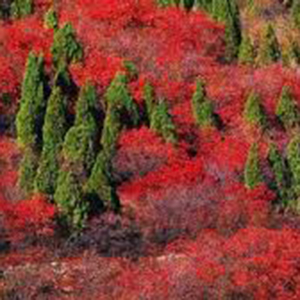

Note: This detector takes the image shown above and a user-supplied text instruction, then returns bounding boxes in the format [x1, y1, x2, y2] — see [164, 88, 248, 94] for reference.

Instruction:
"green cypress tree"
[74, 82, 98, 127]
[150, 100, 178, 145]
[276, 86, 299, 130]
[104, 72, 140, 126]
[243, 90, 266, 128]
[268, 143, 289, 204]
[256, 24, 281, 66]
[18, 148, 39, 195]
[191, 79, 215, 128]
[238, 34, 255, 65]
[292, 0, 300, 29]
[143, 81, 156, 124]
[212, 0, 228, 22]
[16, 52, 46, 149]
[100, 106, 122, 155]
[224, 0, 242, 62]
[34, 86, 68, 194]
[244, 143, 263, 189]
[282, 40, 300, 68]
[11, 0, 33, 18]
[62, 124, 97, 175]
[287, 135, 300, 197]
[54, 170, 89, 229]
[86, 151, 120, 211]
[51, 22, 83, 67]
[44, 7, 58, 30]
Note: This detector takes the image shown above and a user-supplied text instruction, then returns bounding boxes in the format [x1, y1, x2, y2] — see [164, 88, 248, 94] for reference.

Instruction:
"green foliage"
[238, 34, 255, 65]
[11, 0, 33, 18]
[62, 124, 97, 174]
[268, 143, 290, 204]
[292, 0, 300, 29]
[34, 86, 68, 194]
[244, 143, 263, 189]
[143, 81, 156, 124]
[256, 24, 281, 66]
[123, 60, 138, 81]
[74, 82, 98, 127]
[287, 135, 300, 197]
[243, 91, 266, 128]
[101, 107, 122, 155]
[54, 170, 89, 229]
[18, 148, 38, 195]
[276, 86, 299, 130]
[86, 151, 120, 211]
[51, 22, 83, 67]
[224, 0, 242, 62]
[16, 52, 46, 149]
[150, 100, 178, 145]
[192, 79, 215, 128]
[105, 72, 140, 126]
[282, 40, 300, 67]
[194, 0, 212, 11]
[44, 7, 58, 30]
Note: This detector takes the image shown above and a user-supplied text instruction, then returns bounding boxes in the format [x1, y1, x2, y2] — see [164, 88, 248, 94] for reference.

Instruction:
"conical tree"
[292, 0, 300, 29]
[54, 170, 89, 229]
[150, 100, 178, 145]
[44, 7, 58, 30]
[104, 72, 140, 126]
[74, 82, 98, 127]
[287, 135, 300, 197]
[192, 79, 215, 128]
[244, 143, 263, 189]
[212, 0, 228, 22]
[243, 90, 266, 128]
[18, 148, 39, 195]
[256, 24, 281, 66]
[16, 52, 46, 149]
[11, 0, 33, 18]
[268, 143, 289, 203]
[238, 34, 255, 65]
[51, 22, 83, 67]
[86, 151, 120, 212]
[143, 81, 156, 124]
[276, 86, 299, 130]
[100, 106, 122, 155]
[34, 86, 68, 194]
[282, 40, 300, 68]
[224, 0, 242, 62]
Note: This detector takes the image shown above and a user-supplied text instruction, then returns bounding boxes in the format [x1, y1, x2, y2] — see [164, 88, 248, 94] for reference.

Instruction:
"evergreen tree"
[62, 124, 97, 175]
[256, 24, 281, 66]
[16, 52, 46, 149]
[44, 7, 58, 30]
[18, 148, 39, 195]
[287, 135, 300, 197]
[123, 60, 138, 81]
[276, 86, 299, 130]
[292, 0, 300, 29]
[11, 0, 33, 18]
[282, 40, 300, 68]
[150, 100, 178, 145]
[191, 79, 215, 128]
[244, 143, 263, 189]
[54, 170, 89, 229]
[51, 22, 83, 67]
[224, 0, 242, 62]
[268, 143, 290, 204]
[243, 90, 266, 128]
[238, 34, 255, 65]
[194, 0, 212, 12]
[100, 106, 122, 155]
[34, 86, 68, 194]
[74, 82, 98, 127]
[86, 151, 120, 211]
[143, 81, 156, 124]
[212, 0, 228, 22]
[104, 72, 140, 126]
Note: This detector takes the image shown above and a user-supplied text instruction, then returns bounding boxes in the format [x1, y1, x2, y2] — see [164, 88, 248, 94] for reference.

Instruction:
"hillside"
[2, 0, 300, 299]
